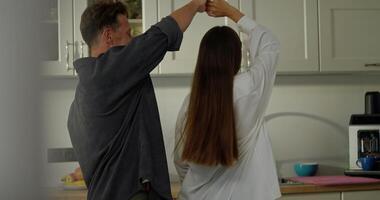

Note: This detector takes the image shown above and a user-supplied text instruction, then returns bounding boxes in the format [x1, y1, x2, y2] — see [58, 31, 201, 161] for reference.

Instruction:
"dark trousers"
[130, 182, 151, 200]
[130, 192, 148, 200]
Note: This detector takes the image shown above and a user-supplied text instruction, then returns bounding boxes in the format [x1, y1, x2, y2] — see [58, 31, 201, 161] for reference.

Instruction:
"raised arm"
[171, 0, 207, 32]
[207, 0, 280, 72]
[238, 18, 280, 76]
[207, 0, 280, 118]
[206, 0, 244, 22]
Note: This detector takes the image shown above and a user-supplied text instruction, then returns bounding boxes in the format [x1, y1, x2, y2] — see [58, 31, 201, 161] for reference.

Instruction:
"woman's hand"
[206, 0, 231, 17]
[206, 0, 244, 22]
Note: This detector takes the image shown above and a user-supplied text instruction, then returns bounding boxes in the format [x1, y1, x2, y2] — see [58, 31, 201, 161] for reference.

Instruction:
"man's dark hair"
[80, 1, 128, 47]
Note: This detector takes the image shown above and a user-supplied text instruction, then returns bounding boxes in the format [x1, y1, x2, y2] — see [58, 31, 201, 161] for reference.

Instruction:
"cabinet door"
[142, 0, 159, 74]
[279, 193, 340, 200]
[84, 0, 157, 75]
[73, 0, 89, 64]
[157, 0, 239, 74]
[41, 0, 75, 76]
[342, 190, 380, 200]
[319, 0, 380, 72]
[254, 0, 319, 73]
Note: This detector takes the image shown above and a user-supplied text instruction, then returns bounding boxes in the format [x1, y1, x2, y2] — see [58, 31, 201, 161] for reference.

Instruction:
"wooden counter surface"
[280, 182, 380, 194]
[48, 182, 380, 199]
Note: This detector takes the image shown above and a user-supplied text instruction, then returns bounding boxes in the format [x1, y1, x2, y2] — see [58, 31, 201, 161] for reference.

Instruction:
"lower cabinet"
[341, 190, 380, 200]
[50, 190, 380, 200]
[279, 192, 340, 200]
[280, 190, 380, 200]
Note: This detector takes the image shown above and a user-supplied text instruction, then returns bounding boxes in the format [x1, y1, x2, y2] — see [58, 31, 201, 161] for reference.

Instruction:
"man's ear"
[101, 26, 113, 47]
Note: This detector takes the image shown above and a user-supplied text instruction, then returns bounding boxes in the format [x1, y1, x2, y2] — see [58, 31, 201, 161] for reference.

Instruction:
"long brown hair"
[180, 26, 242, 166]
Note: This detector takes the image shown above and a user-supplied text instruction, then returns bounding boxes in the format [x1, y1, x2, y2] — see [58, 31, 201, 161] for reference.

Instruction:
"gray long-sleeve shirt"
[68, 16, 183, 200]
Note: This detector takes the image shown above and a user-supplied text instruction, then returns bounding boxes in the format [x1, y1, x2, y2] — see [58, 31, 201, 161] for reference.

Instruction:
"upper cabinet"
[319, 0, 380, 72]
[153, 0, 380, 74]
[42, 0, 380, 76]
[148, 0, 321, 74]
[42, 0, 153, 76]
[152, 0, 240, 74]
[41, 0, 88, 76]
[255, 0, 319, 73]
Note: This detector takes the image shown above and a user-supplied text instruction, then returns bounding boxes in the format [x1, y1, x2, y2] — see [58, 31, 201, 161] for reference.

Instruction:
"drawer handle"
[365, 63, 380, 67]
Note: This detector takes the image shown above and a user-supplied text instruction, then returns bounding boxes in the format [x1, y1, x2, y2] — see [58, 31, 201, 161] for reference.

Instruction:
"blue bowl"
[294, 162, 318, 176]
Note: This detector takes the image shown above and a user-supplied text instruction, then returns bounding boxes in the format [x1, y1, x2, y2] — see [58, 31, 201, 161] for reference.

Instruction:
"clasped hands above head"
[193, 0, 233, 18]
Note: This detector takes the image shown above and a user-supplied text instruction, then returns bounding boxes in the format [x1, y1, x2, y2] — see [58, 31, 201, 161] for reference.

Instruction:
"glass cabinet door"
[88, 0, 158, 74]
[41, 0, 146, 76]
[41, 0, 75, 76]
[123, 0, 143, 37]
[88, 0, 143, 37]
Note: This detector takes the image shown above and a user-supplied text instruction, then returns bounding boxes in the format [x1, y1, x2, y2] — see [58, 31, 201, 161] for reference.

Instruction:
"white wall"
[0, 0, 45, 199]
[42, 74, 380, 186]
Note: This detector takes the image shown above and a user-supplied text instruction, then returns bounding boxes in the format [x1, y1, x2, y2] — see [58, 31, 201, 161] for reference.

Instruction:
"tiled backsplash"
[42, 74, 380, 186]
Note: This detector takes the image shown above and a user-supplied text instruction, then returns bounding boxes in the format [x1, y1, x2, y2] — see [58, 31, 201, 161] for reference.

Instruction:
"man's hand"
[206, 0, 244, 22]
[170, 0, 207, 32]
[192, 0, 207, 12]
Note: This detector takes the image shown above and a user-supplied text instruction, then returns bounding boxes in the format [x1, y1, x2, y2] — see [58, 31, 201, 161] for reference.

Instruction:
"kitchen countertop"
[279, 182, 380, 194]
[48, 181, 380, 199]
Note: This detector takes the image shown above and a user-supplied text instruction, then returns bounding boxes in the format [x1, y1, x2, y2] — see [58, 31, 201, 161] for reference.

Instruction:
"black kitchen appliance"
[345, 92, 380, 178]
[365, 91, 380, 115]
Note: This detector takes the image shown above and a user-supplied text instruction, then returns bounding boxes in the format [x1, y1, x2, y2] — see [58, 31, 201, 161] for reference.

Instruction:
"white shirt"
[174, 16, 281, 200]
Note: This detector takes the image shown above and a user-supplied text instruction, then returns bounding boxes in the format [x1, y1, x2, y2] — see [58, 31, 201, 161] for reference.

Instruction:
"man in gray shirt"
[67, 1, 206, 199]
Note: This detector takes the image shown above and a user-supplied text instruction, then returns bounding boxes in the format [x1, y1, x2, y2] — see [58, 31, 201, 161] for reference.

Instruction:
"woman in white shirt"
[174, 0, 281, 199]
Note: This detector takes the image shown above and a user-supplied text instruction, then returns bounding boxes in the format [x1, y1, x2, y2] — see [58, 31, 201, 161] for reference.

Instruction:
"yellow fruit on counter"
[63, 180, 87, 190]
[61, 174, 74, 183]
[60, 167, 85, 190]
[63, 180, 85, 187]
[61, 167, 84, 183]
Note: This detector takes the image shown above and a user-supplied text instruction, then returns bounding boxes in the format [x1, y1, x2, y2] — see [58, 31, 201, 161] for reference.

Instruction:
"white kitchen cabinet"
[41, 0, 75, 76]
[42, 0, 155, 76]
[45, 0, 380, 76]
[73, 0, 89, 76]
[41, 0, 88, 76]
[151, 0, 319, 74]
[341, 190, 380, 200]
[142, 0, 159, 74]
[153, 0, 240, 74]
[153, 0, 380, 75]
[254, 0, 320, 73]
[84, 0, 156, 74]
[319, 0, 380, 72]
[279, 192, 341, 200]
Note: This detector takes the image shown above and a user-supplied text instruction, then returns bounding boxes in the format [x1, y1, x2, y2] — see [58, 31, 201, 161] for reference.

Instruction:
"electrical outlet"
[47, 148, 77, 163]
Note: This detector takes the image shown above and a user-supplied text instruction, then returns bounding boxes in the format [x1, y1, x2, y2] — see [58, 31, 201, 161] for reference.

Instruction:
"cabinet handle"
[80, 41, 85, 58]
[365, 63, 380, 67]
[65, 40, 74, 71]
[247, 50, 251, 67]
